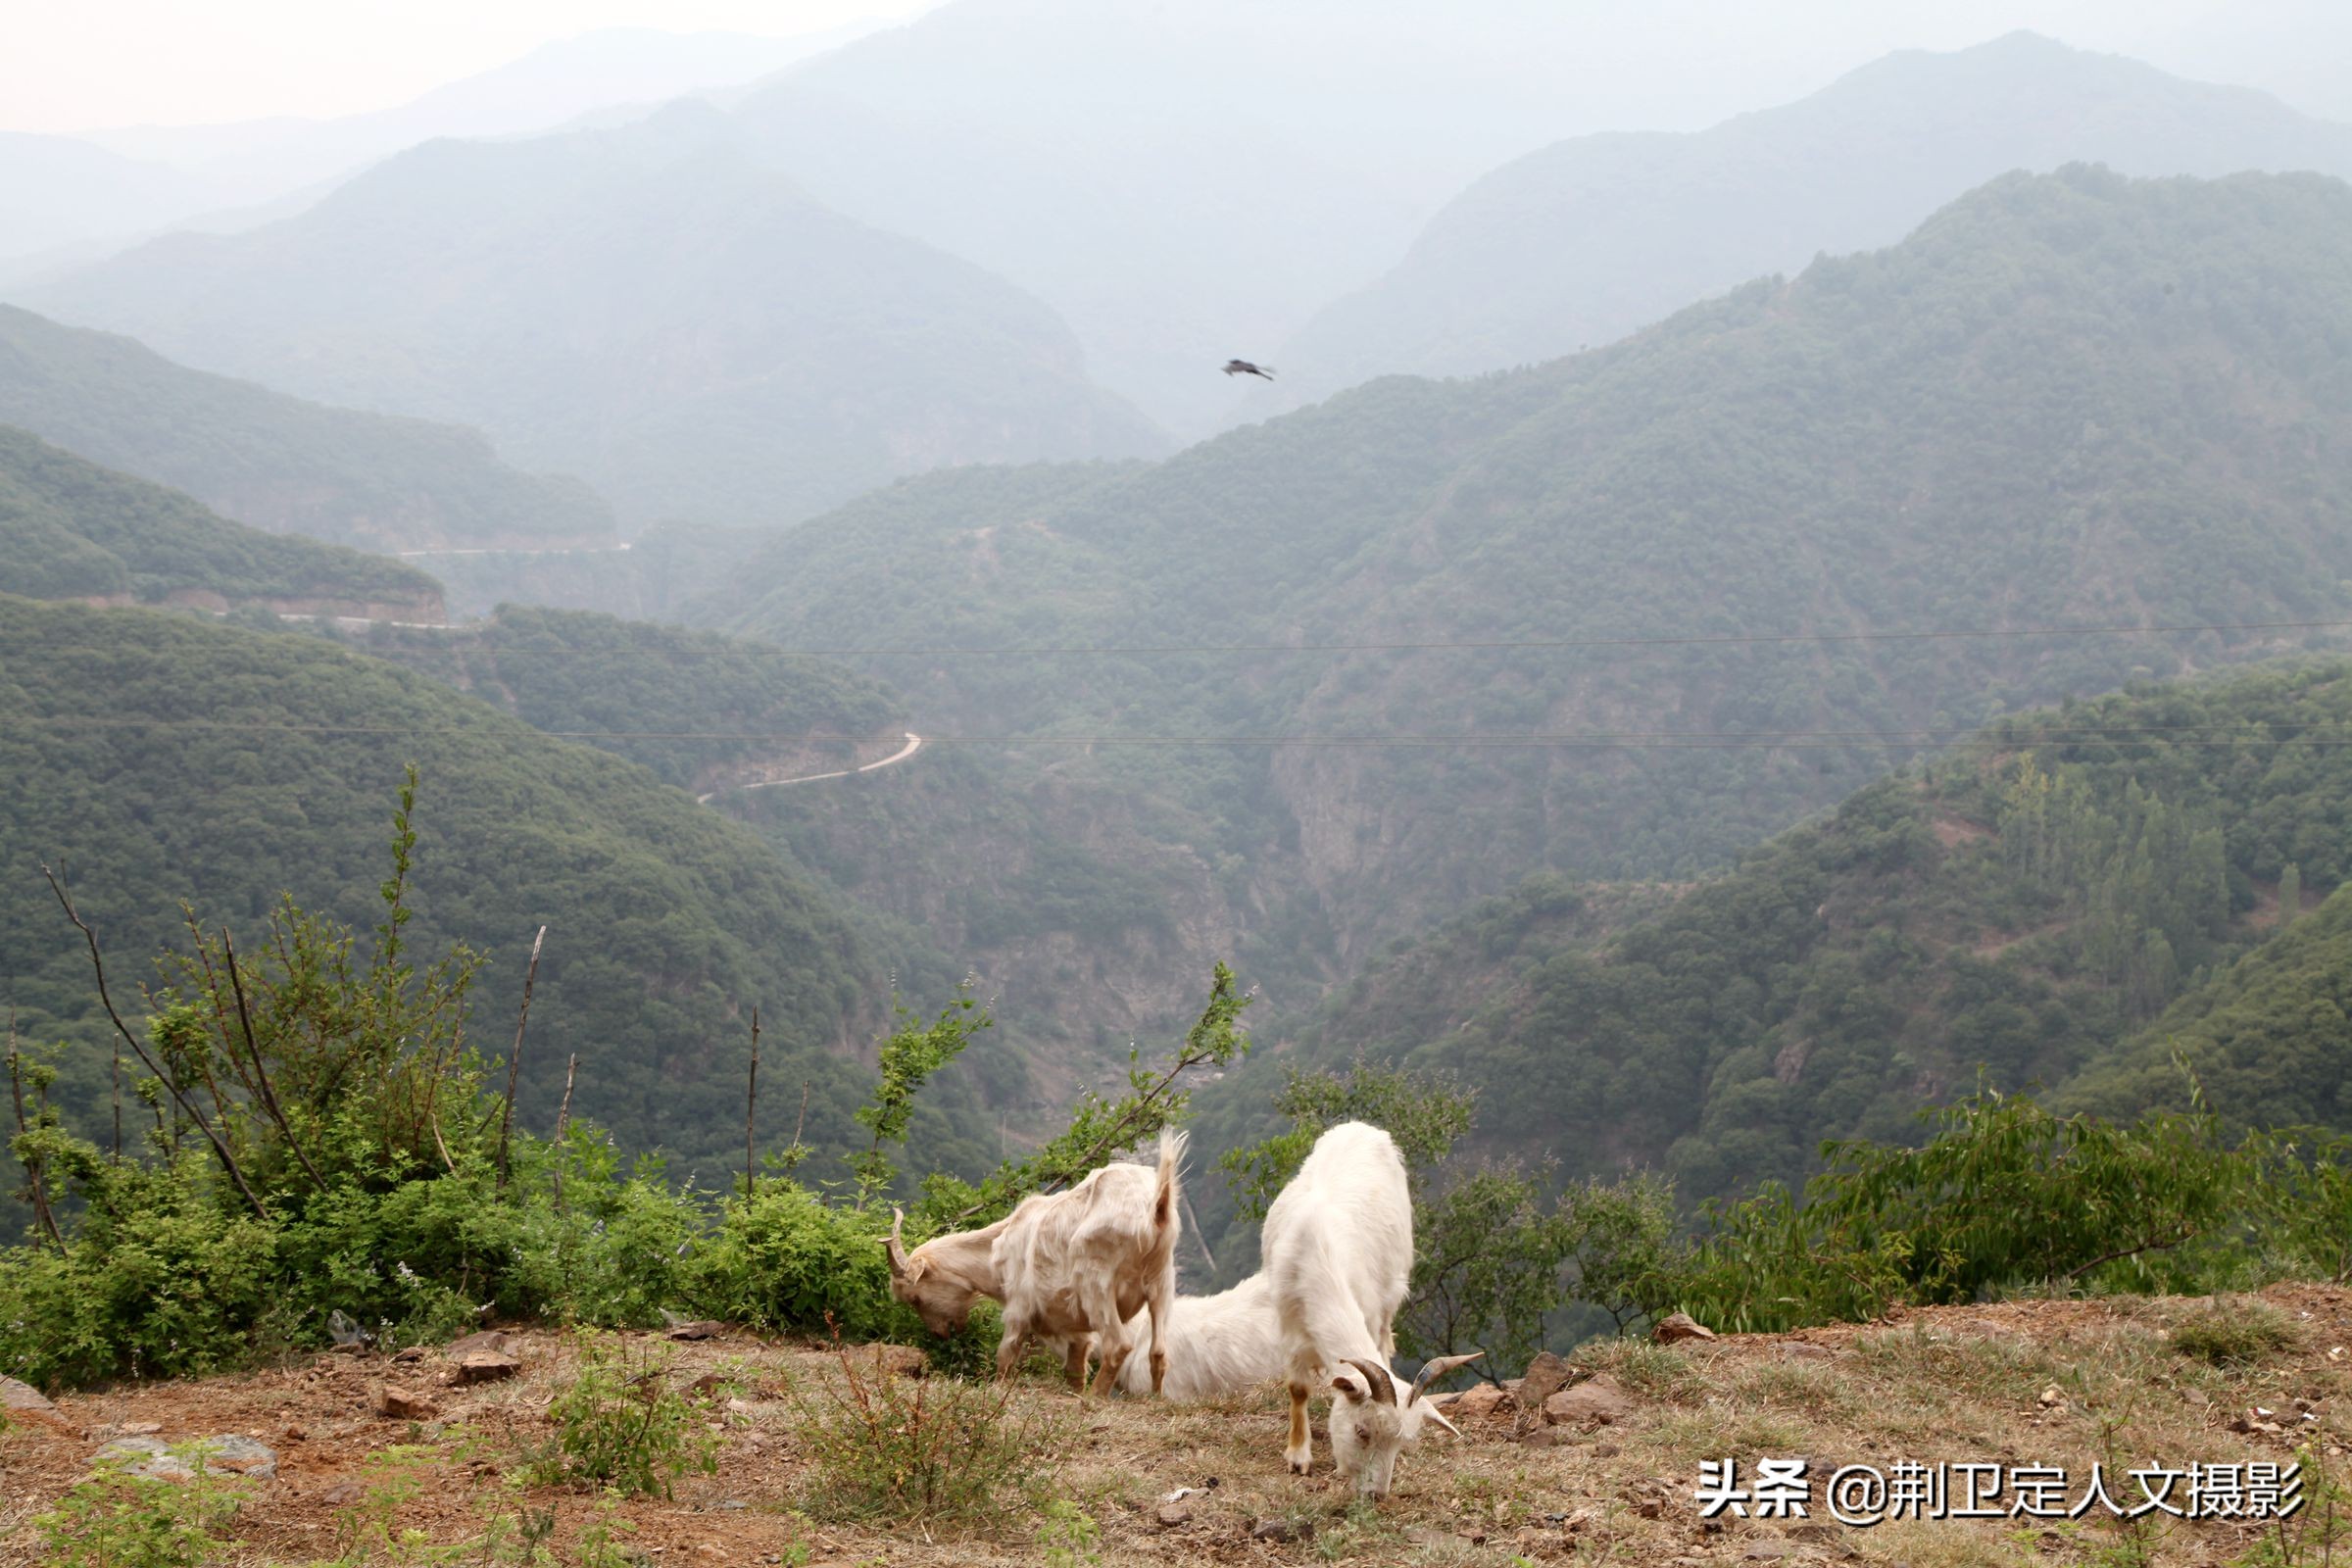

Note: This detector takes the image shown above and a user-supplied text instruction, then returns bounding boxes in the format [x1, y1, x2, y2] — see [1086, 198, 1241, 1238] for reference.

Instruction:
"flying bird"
[1223, 359, 1275, 380]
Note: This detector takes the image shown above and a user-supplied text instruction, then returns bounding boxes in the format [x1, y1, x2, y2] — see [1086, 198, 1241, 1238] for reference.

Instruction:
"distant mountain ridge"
[20, 103, 1168, 529]
[0, 424, 443, 618]
[705, 168, 2352, 1001]
[1265, 32, 2352, 416]
[0, 305, 615, 554]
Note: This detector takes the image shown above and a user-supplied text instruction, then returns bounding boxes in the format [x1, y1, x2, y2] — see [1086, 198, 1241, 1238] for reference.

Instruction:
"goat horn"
[1343, 1357, 1397, 1405]
[1408, 1350, 1485, 1403]
[882, 1207, 911, 1277]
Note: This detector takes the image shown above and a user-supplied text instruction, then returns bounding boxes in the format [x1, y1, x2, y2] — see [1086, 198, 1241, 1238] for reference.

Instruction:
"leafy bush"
[524, 1332, 718, 1499]
[787, 1335, 1047, 1525]
[1674, 1085, 2295, 1333]
[34, 1459, 242, 1568]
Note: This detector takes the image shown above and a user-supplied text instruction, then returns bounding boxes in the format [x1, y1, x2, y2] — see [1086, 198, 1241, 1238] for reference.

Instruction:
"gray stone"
[93, 1434, 276, 1481]
[0, 1374, 56, 1412]
[446, 1330, 514, 1357]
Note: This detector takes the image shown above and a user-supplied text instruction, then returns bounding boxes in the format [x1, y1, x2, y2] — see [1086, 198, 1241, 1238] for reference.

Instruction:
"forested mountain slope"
[1192, 660, 2352, 1234]
[0, 425, 441, 615]
[340, 601, 1251, 1113]
[18, 104, 1166, 528]
[713, 168, 2352, 988]
[345, 606, 902, 795]
[0, 598, 1006, 1183]
[1269, 32, 2352, 414]
[0, 305, 615, 553]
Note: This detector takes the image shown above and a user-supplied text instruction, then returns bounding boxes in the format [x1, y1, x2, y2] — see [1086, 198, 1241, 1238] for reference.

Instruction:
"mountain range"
[20, 104, 1167, 529]
[0, 304, 614, 554]
[1264, 31, 2352, 415]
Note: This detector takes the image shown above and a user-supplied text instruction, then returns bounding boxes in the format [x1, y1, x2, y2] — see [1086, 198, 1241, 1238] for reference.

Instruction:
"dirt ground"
[3, 1285, 2347, 1567]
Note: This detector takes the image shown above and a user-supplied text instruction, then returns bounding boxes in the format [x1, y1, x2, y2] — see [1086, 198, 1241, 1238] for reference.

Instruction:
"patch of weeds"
[2173, 1298, 2299, 1368]
[522, 1329, 718, 1498]
[1581, 1340, 1698, 1398]
[2233, 1444, 2350, 1568]
[787, 1332, 1051, 1527]
[33, 1460, 242, 1568]
[1035, 1498, 1103, 1566]
[328, 1445, 469, 1565]
[1738, 1358, 1860, 1421]
[1314, 1497, 1407, 1560]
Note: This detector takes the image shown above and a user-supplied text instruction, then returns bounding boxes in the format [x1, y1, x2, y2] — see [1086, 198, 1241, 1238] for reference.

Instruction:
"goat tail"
[1154, 1126, 1189, 1234]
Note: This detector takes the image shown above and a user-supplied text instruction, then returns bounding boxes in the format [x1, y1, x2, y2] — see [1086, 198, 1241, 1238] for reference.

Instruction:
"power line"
[4, 615, 2348, 662]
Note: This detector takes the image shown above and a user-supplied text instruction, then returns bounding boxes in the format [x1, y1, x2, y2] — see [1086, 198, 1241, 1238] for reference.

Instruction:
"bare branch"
[496, 925, 547, 1188]
[42, 861, 270, 1222]
[222, 928, 328, 1193]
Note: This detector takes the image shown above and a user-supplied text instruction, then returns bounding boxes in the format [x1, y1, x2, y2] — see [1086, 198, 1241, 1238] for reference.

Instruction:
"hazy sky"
[6, 0, 2343, 139]
[5, 1, 932, 134]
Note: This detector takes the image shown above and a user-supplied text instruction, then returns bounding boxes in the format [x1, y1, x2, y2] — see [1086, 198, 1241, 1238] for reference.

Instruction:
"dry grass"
[2, 1285, 2349, 1567]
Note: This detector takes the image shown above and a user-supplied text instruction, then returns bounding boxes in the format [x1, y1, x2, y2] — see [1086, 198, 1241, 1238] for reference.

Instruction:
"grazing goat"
[1108, 1269, 1286, 1397]
[884, 1128, 1185, 1396]
[1261, 1120, 1482, 1497]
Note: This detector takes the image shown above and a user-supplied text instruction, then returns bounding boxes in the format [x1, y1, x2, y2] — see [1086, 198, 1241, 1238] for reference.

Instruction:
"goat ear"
[1330, 1367, 1368, 1402]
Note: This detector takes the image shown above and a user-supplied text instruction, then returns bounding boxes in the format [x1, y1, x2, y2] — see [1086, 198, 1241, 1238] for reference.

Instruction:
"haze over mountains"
[0, 24, 897, 272]
[1266, 31, 2352, 415]
[703, 168, 2352, 990]
[0, 305, 614, 553]
[24, 104, 1167, 528]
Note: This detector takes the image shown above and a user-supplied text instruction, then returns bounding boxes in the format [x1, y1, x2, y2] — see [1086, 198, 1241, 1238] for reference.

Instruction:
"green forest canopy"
[0, 596, 1008, 1189]
[0, 425, 440, 609]
[1191, 658, 2352, 1259]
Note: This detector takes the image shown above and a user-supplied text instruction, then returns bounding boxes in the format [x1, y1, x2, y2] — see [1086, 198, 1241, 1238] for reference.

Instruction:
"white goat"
[884, 1129, 1184, 1396]
[1262, 1120, 1482, 1497]
[1107, 1269, 1286, 1397]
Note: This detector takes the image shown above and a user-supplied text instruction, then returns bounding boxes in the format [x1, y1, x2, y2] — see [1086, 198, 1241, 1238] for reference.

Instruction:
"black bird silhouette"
[1222, 359, 1275, 380]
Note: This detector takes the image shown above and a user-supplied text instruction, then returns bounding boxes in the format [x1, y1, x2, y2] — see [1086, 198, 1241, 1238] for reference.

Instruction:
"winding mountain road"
[696, 732, 923, 804]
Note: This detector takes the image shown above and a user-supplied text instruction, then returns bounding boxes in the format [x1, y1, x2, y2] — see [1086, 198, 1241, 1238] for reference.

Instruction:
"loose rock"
[368, 1383, 441, 1421]
[446, 1330, 514, 1358]
[1545, 1375, 1636, 1428]
[455, 1350, 522, 1385]
[665, 1321, 726, 1342]
[1652, 1311, 1716, 1345]
[1156, 1500, 1194, 1527]
[1440, 1382, 1508, 1421]
[1514, 1350, 1576, 1437]
[1250, 1518, 1313, 1543]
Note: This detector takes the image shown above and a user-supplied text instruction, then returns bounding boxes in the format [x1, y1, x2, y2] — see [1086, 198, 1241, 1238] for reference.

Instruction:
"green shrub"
[0, 1156, 280, 1387]
[681, 1182, 1004, 1376]
[524, 1331, 718, 1498]
[34, 1459, 242, 1568]
[786, 1338, 1046, 1526]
